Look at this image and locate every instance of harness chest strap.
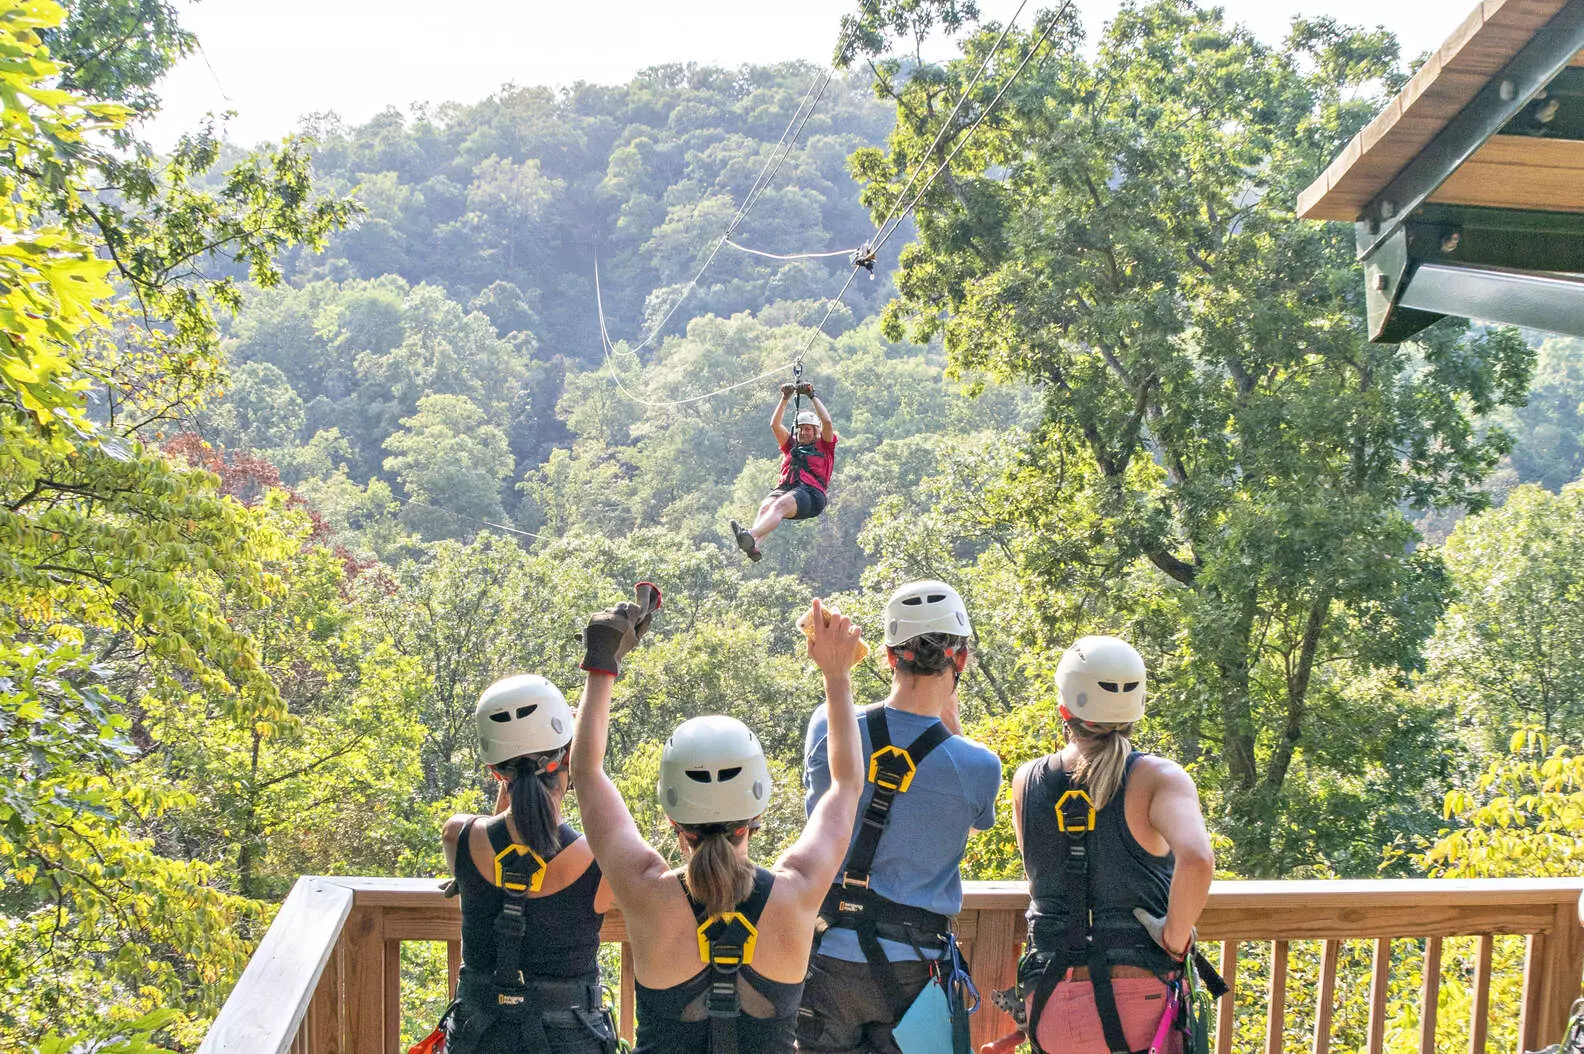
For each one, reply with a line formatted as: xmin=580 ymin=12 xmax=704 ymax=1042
xmin=691 ymin=868 xmax=774 ymax=1054
xmin=446 ymin=818 xmax=558 ymax=1054
xmin=1023 ymin=777 xmax=1143 ymax=1054
xmin=820 ymin=707 xmax=954 ymax=1018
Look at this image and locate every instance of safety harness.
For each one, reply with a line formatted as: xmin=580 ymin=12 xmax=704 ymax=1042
xmin=686 ymin=867 xmax=774 ymax=1054
xmin=1020 ymin=788 xmax=1225 ymax=1054
xmin=441 ymin=819 xmax=616 ymax=1054
xmin=817 ymin=706 xmax=955 ymax=1017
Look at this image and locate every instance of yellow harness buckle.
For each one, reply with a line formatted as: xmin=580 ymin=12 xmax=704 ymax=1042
xmin=697 ymin=911 xmax=759 ymax=966
xmin=867 ymin=744 xmax=919 ymax=793
xmin=1055 ymin=789 xmax=1097 ymax=833
xmin=494 ymin=843 xmax=549 ymax=893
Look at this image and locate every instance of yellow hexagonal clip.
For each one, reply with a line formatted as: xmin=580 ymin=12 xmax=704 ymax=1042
xmin=494 ymin=843 xmax=548 ymax=893
xmin=697 ymin=912 xmax=758 ymax=965
xmin=1055 ymin=789 xmax=1096 ymax=833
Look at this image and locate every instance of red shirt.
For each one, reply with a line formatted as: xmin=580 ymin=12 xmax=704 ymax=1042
xmin=779 ymin=434 xmax=837 ymax=491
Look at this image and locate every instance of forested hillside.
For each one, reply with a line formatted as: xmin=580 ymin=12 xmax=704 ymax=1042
xmin=3 ymin=0 xmax=1583 ymax=1050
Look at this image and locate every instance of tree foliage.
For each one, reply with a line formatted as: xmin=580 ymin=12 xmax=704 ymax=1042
xmin=846 ymin=0 xmax=1532 ymax=873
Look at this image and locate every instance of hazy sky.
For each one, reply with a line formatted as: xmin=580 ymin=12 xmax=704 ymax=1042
xmin=146 ymin=0 xmax=1468 ymax=148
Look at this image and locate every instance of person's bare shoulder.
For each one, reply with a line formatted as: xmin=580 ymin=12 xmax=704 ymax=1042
xmin=1132 ymin=752 xmax=1194 ymax=791
xmin=442 ymin=813 xmax=480 ymax=845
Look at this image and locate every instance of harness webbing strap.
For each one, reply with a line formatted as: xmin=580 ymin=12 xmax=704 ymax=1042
xmin=687 ymin=868 xmax=775 ymax=1054
xmin=447 ymin=817 xmax=555 ymax=1054
xmin=841 ymin=707 xmax=950 ymax=889
xmin=1022 ymin=773 xmax=1139 ymax=1054
xmin=821 ymin=706 xmax=954 ymax=1018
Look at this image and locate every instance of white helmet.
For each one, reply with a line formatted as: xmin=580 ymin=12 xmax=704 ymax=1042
xmin=658 ymin=716 xmax=772 ymax=824
xmin=1056 ymin=636 xmax=1146 ymax=724
xmin=795 ymin=410 xmax=819 ymax=429
xmin=883 ymin=580 xmax=971 ymax=647
xmin=475 ymin=674 xmax=574 ymax=766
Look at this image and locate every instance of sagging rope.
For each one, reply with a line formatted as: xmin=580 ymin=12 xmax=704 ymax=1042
xmin=613 ymin=68 xmax=834 ymax=359
xmin=597 ymin=4 xmax=1069 ymax=406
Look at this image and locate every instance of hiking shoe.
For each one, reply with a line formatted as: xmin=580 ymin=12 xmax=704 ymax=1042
xmin=730 ymin=520 xmax=762 ymax=562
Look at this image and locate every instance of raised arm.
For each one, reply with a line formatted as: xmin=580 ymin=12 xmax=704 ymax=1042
xmin=776 ymin=599 xmax=864 ymax=905
xmin=1142 ymin=762 xmax=1214 ymax=958
xmin=771 ymin=384 xmax=792 ymax=446
xmin=571 ymin=672 xmax=667 ymax=892
xmin=570 ymin=587 xmax=670 ymax=903
xmin=810 ymin=394 xmax=835 ymax=443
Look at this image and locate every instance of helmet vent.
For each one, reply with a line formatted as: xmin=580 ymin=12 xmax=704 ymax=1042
xmin=1123 ymin=681 xmax=1139 ymax=692
xmin=717 ymin=766 xmax=742 ymax=781
xmin=515 ymin=704 xmax=538 ymax=718
xmin=1099 ymin=681 xmax=1120 ymax=692
xmin=685 ymin=769 xmax=712 ymax=783
xmin=927 ymin=593 xmax=946 ymax=602
xmin=902 ymin=596 xmax=923 ymax=606
xmin=488 ymin=711 xmax=512 ymax=723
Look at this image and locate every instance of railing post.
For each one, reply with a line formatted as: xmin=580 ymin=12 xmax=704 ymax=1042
xmin=965 ymin=905 xmax=1019 ymax=1049
xmin=307 ymin=937 xmax=346 ymax=1054
xmin=342 ymin=906 xmax=385 ymax=1054
xmin=1520 ymin=898 xmax=1584 ymax=1050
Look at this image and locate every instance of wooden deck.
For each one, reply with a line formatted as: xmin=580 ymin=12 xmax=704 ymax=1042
xmin=198 ymin=876 xmax=1584 ymax=1054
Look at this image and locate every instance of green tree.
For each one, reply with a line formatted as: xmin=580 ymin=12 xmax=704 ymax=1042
xmin=1498 ymin=336 xmax=1584 ymax=492
xmin=1424 ymin=479 xmax=1584 ymax=749
xmin=846 ymin=0 xmax=1530 ymax=873
xmin=383 ymin=394 xmax=514 ymax=536
xmin=0 ymin=0 xmax=353 ymax=1043
xmin=204 ymin=360 xmax=306 ymax=453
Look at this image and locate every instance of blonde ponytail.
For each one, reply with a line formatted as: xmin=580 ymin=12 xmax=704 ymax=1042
xmin=1069 ymin=723 xmax=1134 ymax=811
xmin=683 ymin=828 xmax=756 ymax=918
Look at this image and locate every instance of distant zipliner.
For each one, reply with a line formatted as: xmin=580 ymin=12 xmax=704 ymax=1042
xmin=730 ymin=379 xmax=837 ymax=562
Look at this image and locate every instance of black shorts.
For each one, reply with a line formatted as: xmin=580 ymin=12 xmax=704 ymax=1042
xmin=796 ymin=953 xmax=933 ymax=1054
xmin=767 ymin=482 xmax=828 ymax=519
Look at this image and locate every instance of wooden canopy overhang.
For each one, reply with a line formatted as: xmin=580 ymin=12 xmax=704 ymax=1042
xmin=1298 ymin=0 xmax=1584 ymax=342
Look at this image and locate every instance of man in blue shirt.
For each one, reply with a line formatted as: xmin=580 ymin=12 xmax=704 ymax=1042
xmin=799 ymin=580 xmax=1002 ymax=1054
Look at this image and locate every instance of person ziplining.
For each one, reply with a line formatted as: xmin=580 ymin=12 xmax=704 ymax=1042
xmin=730 ymin=380 xmax=837 ymax=562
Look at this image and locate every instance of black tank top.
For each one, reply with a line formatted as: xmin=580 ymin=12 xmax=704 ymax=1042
xmin=633 ymin=867 xmax=803 ymax=1054
xmin=1020 ymin=752 xmax=1176 ymax=973
xmin=454 ymin=815 xmax=605 ymax=986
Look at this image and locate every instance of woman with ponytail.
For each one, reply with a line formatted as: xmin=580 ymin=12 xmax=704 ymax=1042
xmin=1010 ymin=637 xmax=1214 ymax=1054
xmin=436 ymin=674 xmax=618 ymax=1054
xmin=571 ymin=585 xmax=865 ymax=1053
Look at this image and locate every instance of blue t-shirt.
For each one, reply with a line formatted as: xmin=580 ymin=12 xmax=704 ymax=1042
xmin=804 ymin=703 xmax=1002 ymax=962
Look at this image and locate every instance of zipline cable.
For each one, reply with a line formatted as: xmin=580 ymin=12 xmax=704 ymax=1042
xmin=722 ymin=238 xmax=861 ymax=261
xmin=869 ymin=1 xmax=1070 ymax=259
xmin=790 ymin=1 xmax=1069 ymax=374
xmin=596 ymin=258 xmax=798 ymax=409
xmin=725 ymin=0 xmax=1038 ymax=272
xmin=619 ymin=68 xmax=833 ymax=357
xmin=398 ymin=497 xmax=544 ymax=540
xmin=597 ymin=10 xmax=1066 ymax=406
xmin=867 ymin=0 xmax=1036 ymax=251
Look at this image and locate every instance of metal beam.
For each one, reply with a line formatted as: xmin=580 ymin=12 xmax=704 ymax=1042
xmin=1355 ymin=0 xmax=1584 ymax=262
xmin=1398 ymin=263 xmax=1584 ymax=338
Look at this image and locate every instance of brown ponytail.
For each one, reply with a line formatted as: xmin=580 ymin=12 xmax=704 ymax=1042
xmin=680 ymin=825 xmax=756 ymax=918
xmin=1067 ymin=720 xmax=1134 ymax=811
xmin=498 ymin=748 xmax=567 ymax=859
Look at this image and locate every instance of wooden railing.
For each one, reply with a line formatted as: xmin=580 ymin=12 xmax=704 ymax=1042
xmin=199 ymin=877 xmax=1584 ymax=1054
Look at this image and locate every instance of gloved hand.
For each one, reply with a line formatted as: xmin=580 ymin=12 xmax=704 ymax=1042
xmin=580 ymin=582 xmax=662 ymax=678
xmin=1133 ymin=907 xmax=1192 ymax=961
xmin=779 ymin=382 xmax=795 ymax=397
xmin=796 ymin=382 xmax=815 ymax=396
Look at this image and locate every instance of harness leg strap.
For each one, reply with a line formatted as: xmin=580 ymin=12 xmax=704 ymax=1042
xmin=1087 ymin=949 xmax=1141 ymax=1054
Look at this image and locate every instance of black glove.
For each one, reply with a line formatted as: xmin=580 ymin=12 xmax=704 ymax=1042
xmin=796 ymin=382 xmax=815 ymax=396
xmin=580 ymin=582 xmax=662 ymax=677
xmin=779 ymin=382 xmax=795 ymax=397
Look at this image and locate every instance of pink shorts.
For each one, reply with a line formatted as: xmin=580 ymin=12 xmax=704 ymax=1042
xmin=1026 ymin=976 xmax=1183 ymax=1054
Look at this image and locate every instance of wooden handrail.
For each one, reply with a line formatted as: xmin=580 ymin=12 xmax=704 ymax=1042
xmin=203 ymin=877 xmax=1584 ymax=1054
